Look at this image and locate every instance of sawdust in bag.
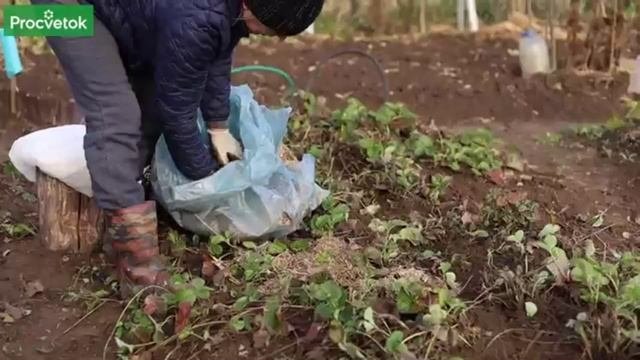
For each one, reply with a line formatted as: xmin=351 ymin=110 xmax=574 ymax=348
xmin=151 ymin=85 xmax=329 ymax=239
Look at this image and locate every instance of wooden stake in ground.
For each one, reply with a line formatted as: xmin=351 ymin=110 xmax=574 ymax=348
xmin=419 ymin=0 xmax=427 ymax=34
xmin=37 ymin=169 xmax=103 ymax=253
xmin=610 ymin=0 xmax=619 ymax=73
xmin=566 ymin=0 xmax=583 ymax=70
xmin=8 ymin=0 xmax=17 ymax=115
xmin=10 ymin=78 xmax=16 ymax=114
xmin=545 ymin=0 xmax=550 ymax=40
xmin=550 ymin=0 xmax=557 ymax=71
xmin=544 ymin=0 xmax=557 ymax=71
xmin=457 ymin=0 xmax=465 ymax=31
xmin=527 ymin=0 xmax=534 ymax=26
xmin=369 ymin=0 xmax=384 ymax=35
xmin=585 ymin=0 xmax=607 ymax=70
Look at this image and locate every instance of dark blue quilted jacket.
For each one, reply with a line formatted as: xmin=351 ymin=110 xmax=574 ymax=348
xmin=82 ymin=0 xmax=249 ymax=179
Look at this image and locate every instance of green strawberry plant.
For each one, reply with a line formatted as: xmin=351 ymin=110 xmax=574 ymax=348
xmin=535 ymin=224 xmax=570 ymax=283
xmin=306 ymin=280 xmax=360 ymax=346
xmin=503 ymin=229 xmax=529 ymax=255
xmin=208 ymin=232 xmax=233 ymax=257
xmin=570 ymin=258 xmax=615 ymax=304
xmin=385 ymin=330 xmax=408 ymax=355
xmin=435 ymin=129 xmax=502 ymax=175
xmin=408 ymin=132 xmax=437 ymax=158
xmin=235 ymin=251 xmax=274 ymax=283
xmin=331 ymin=98 xmax=368 ymax=140
xmin=392 ymin=278 xmax=425 ymax=314
xmin=262 ymin=296 xmax=283 ymax=333
xmin=566 ymin=251 xmax=640 ymax=356
xmin=310 ymin=196 xmax=350 ymax=235
xmin=358 ymin=137 xmax=386 ymax=163
xmin=369 ymin=102 xmax=416 ymax=137
xmin=233 ymin=287 xmax=261 ymax=311
xmin=428 ymin=174 xmax=451 ymax=202
xmin=368 ymin=218 xmax=424 ymax=264
xmin=0 ymin=221 xmax=35 ymax=238
xmin=308 ymin=144 xmax=325 ymax=159
xmin=163 ymin=275 xmax=211 ymax=307
xmin=167 ymin=230 xmax=187 ymax=257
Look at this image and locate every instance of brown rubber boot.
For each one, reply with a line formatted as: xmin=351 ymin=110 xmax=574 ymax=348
xmin=103 ymin=201 xmax=170 ymax=299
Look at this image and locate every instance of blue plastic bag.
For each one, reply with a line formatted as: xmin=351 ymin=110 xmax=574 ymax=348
xmin=151 ymin=85 xmax=329 ymax=239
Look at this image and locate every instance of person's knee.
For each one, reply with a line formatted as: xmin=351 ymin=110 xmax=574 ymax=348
xmin=82 ymin=90 xmax=143 ymax=178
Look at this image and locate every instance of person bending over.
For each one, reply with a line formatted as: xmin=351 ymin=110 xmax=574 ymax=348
xmin=32 ymin=0 xmax=324 ymax=297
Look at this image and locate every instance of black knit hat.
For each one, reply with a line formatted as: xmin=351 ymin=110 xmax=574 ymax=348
xmin=245 ymin=0 xmax=325 ymax=36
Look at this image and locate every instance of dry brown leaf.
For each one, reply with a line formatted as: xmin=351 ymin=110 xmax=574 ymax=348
xmin=174 ymin=302 xmax=191 ymax=334
xmin=201 ymin=258 xmax=217 ymax=279
xmin=487 ymin=169 xmax=507 ymax=186
xmin=303 ymin=322 xmax=323 ymax=342
xmin=143 ymin=295 xmax=165 ymax=316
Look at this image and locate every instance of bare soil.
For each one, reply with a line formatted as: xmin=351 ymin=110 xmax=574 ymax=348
xmin=1 ymin=33 xmax=638 ymax=360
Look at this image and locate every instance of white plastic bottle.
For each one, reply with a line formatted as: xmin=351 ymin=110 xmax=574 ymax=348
xmin=519 ymin=29 xmax=550 ymax=79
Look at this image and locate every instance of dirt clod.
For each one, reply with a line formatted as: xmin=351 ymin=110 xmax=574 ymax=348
xmin=23 ymin=279 xmax=44 ymax=298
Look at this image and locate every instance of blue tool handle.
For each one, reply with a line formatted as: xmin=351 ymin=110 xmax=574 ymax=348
xmin=0 ymin=29 xmax=24 ymax=78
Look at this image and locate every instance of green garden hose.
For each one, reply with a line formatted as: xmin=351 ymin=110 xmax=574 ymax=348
xmin=231 ymin=65 xmax=297 ymax=95
xmin=305 ymin=49 xmax=389 ymax=102
xmin=231 ymin=53 xmax=389 ymax=104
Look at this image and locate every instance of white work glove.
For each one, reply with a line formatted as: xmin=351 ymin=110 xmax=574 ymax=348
xmin=208 ymin=128 xmax=243 ymax=165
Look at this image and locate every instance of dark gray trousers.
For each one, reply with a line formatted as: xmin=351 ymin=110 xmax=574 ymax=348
xmin=44 ymin=15 xmax=161 ymax=210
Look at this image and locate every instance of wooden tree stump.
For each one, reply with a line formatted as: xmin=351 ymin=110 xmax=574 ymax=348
xmin=36 ymin=169 xmax=103 ymax=253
